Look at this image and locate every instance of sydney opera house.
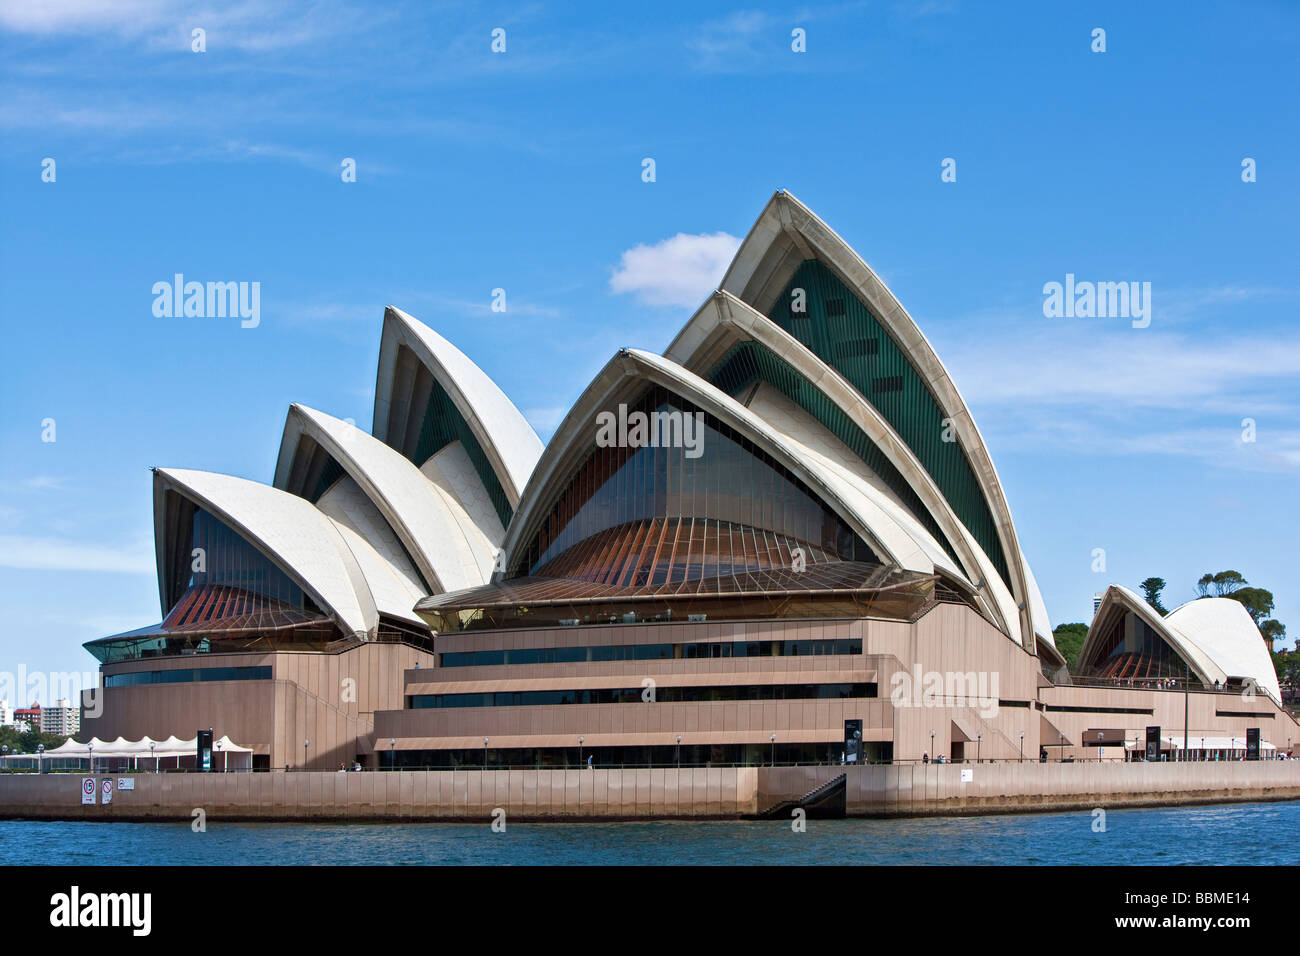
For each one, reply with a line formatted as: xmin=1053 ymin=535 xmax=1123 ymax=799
xmin=80 ymin=191 xmax=1297 ymax=770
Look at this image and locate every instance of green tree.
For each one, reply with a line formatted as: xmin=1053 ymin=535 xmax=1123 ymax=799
xmin=1195 ymin=570 xmax=1286 ymax=655
xmin=1260 ymin=619 xmax=1286 ymax=651
xmin=1052 ymin=622 xmax=1089 ymax=672
xmin=1230 ymin=586 xmax=1275 ymax=626
xmin=0 ymin=725 xmax=68 ymax=755
xmin=1210 ymin=570 xmax=1247 ymax=596
xmin=1139 ymin=577 xmax=1168 ymax=615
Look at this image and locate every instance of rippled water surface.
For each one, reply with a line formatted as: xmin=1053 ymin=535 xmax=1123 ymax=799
xmin=3 ymin=801 xmax=1299 ymax=865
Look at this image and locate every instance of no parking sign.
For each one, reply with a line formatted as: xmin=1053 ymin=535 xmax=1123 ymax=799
xmin=81 ymin=777 xmax=96 ymax=805
xmin=101 ymin=778 xmax=113 ymax=805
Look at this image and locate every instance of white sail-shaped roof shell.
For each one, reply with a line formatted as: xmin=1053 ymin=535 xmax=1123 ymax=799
xmin=372 ymin=305 xmax=542 ymax=509
xmin=665 ymin=290 xmax=1026 ymax=643
xmin=705 ymin=190 xmax=1037 ymax=647
xmin=153 ymin=467 xmax=378 ymax=637
xmin=501 ymin=347 xmax=982 ymax=585
xmin=1165 ymin=597 xmax=1282 ymax=705
xmin=1084 ymin=586 xmax=1282 ymax=705
xmin=274 ymin=404 xmax=498 ymax=594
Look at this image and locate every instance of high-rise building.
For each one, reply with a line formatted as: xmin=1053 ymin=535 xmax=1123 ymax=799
xmin=39 ymin=698 xmax=80 ymax=737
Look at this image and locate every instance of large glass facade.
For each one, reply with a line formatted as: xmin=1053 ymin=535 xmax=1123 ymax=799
xmin=409 ymin=682 xmax=877 ymax=709
xmin=439 ymin=637 xmax=862 ymax=667
xmin=512 ymin=386 xmax=876 ymax=581
xmin=706 ymin=339 xmax=962 ymax=569
xmin=389 ymin=345 xmax=513 ymax=528
xmin=105 ymin=666 xmax=272 ymax=687
xmin=385 ymin=740 xmax=892 ymax=770
xmin=1078 ymin=612 xmax=1196 ymax=683
xmin=163 ymin=501 xmax=308 ymax=614
xmin=766 ymin=259 xmax=1011 ymax=590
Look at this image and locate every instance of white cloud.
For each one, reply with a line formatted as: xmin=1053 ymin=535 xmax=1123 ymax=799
xmin=0 ymin=0 xmax=373 ymax=52
xmin=939 ymin=324 xmax=1300 ymax=413
xmin=609 ymin=232 xmax=740 ymax=308
xmin=0 ymin=0 xmax=172 ymax=35
xmin=0 ymin=535 xmax=154 ymax=574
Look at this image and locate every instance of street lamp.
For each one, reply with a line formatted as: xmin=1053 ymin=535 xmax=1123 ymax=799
xmin=976 ymin=732 xmax=982 ymax=763
xmin=578 ymin=735 xmax=584 ymax=769
xmin=770 ymin=733 xmax=776 ymax=766
xmin=36 ymin=743 xmax=44 ymax=775
xmin=150 ymin=741 xmax=157 ymax=773
xmin=930 ymin=730 xmax=935 ymax=762
xmin=389 ymin=737 xmax=396 ymax=771
xmin=303 ymin=738 xmax=310 ymax=770
xmin=483 ymin=736 xmax=489 ymax=768
xmin=1019 ymin=732 xmax=1024 ymax=763
xmin=215 ymin=739 xmax=223 ymax=773
xmin=676 ymin=735 xmax=682 ymax=769
xmin=1 ymin=744 xmax=8 ymax=772
xmin=88 ymin=742 xmax=94 ymax=775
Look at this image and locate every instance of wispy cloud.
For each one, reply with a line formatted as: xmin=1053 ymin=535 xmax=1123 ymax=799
xmin=941 ymin=322 xmax=1300 ymax=414
xmin=930 ymin=307 xmax=1300 ymax=472
xmin=0 ymin=535 xmax=154 ymax=574
xmin=0 ymin=0 xmax=380 ymax=53
xmin=609 ymin=231 xmax=740 ymax=308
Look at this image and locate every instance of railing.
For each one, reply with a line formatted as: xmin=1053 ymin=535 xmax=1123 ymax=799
xmin=3 ymin=754 xmax=1295 ymax=775
xmin=1064 ymin=675 xmax=1245 ymax=694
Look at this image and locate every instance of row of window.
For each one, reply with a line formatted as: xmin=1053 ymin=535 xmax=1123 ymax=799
xmin=383 ymin=741 xmax=893 ymax=769
xmin=439 ymin=637 xmax=862 ymax=668
xmin=408 ymin=682 xmax=878 ymax=709
xmin=105 ymin=666 xmax=272 ymax=687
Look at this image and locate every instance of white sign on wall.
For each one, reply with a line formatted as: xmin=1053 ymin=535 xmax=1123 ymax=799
xmin=960 ymin=768 xmax=973 ymax=782
xmin=101 ymin=778 xmax=113 ymax=805
xmin=81 ymin=777 xmax=96 ymax=805
xmin=117 ymin=777 xmax=135 ymax=791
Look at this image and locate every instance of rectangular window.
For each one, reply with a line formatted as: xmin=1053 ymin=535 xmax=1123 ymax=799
xmin=871 ymin=376 xmax=904 ymax=393
xmin=838 ymin=338 xmax=878 ymax=358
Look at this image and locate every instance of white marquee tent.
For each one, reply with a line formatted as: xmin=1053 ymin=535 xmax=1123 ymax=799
xmin=2 ymin=734 xmax=253 ymax=771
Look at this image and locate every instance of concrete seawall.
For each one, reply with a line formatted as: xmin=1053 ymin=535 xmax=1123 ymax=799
xmin=0 ymin=768 xmax=759 ymax=822
xmin=1 ymin=762 xmax=1298 ymax=822
xmin=765 ymin=761 xmax=1300 ymax=817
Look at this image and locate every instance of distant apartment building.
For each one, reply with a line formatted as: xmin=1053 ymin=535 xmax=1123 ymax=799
xmin=0 ymin=699 xmax=13 ymax=727
xmin=40 ymin=699 xmax=80 ymax=737
xmin=1093 ymin=593 xmax=1104 ymax=618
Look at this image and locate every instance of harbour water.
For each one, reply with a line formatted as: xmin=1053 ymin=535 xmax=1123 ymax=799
xmin=2 ymin=800 xmax=1298 ymax=865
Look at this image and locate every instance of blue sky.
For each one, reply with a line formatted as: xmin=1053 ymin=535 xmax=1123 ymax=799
xmin=1 ymin=0 xmax=1298 ymax=698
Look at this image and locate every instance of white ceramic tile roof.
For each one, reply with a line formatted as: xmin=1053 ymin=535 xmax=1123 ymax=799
xmin=315 ymin=476 xmax=425 ymax=594
xmin=1165 ymin=597 xmax=1282 ymax=704
xmin=373 ymin=306 xmax=543 ymax=505
xmin=1087 ymin=585 xmax=1226 ymax=689
xmin=1022 ymin=557 xmax=1054 ymax=645
xmin=275 ymin=404 xmax=496 ymax=594
xmin=328 ymin=520 xmax=425 ymax=625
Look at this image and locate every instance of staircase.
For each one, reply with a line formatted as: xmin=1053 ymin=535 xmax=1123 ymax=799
xmin=759 ymin=772 xmax=847 ymax=820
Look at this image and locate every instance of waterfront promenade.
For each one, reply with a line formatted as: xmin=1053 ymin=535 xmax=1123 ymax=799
xmin=2 ymin=761 xmax=1299 ymax=822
